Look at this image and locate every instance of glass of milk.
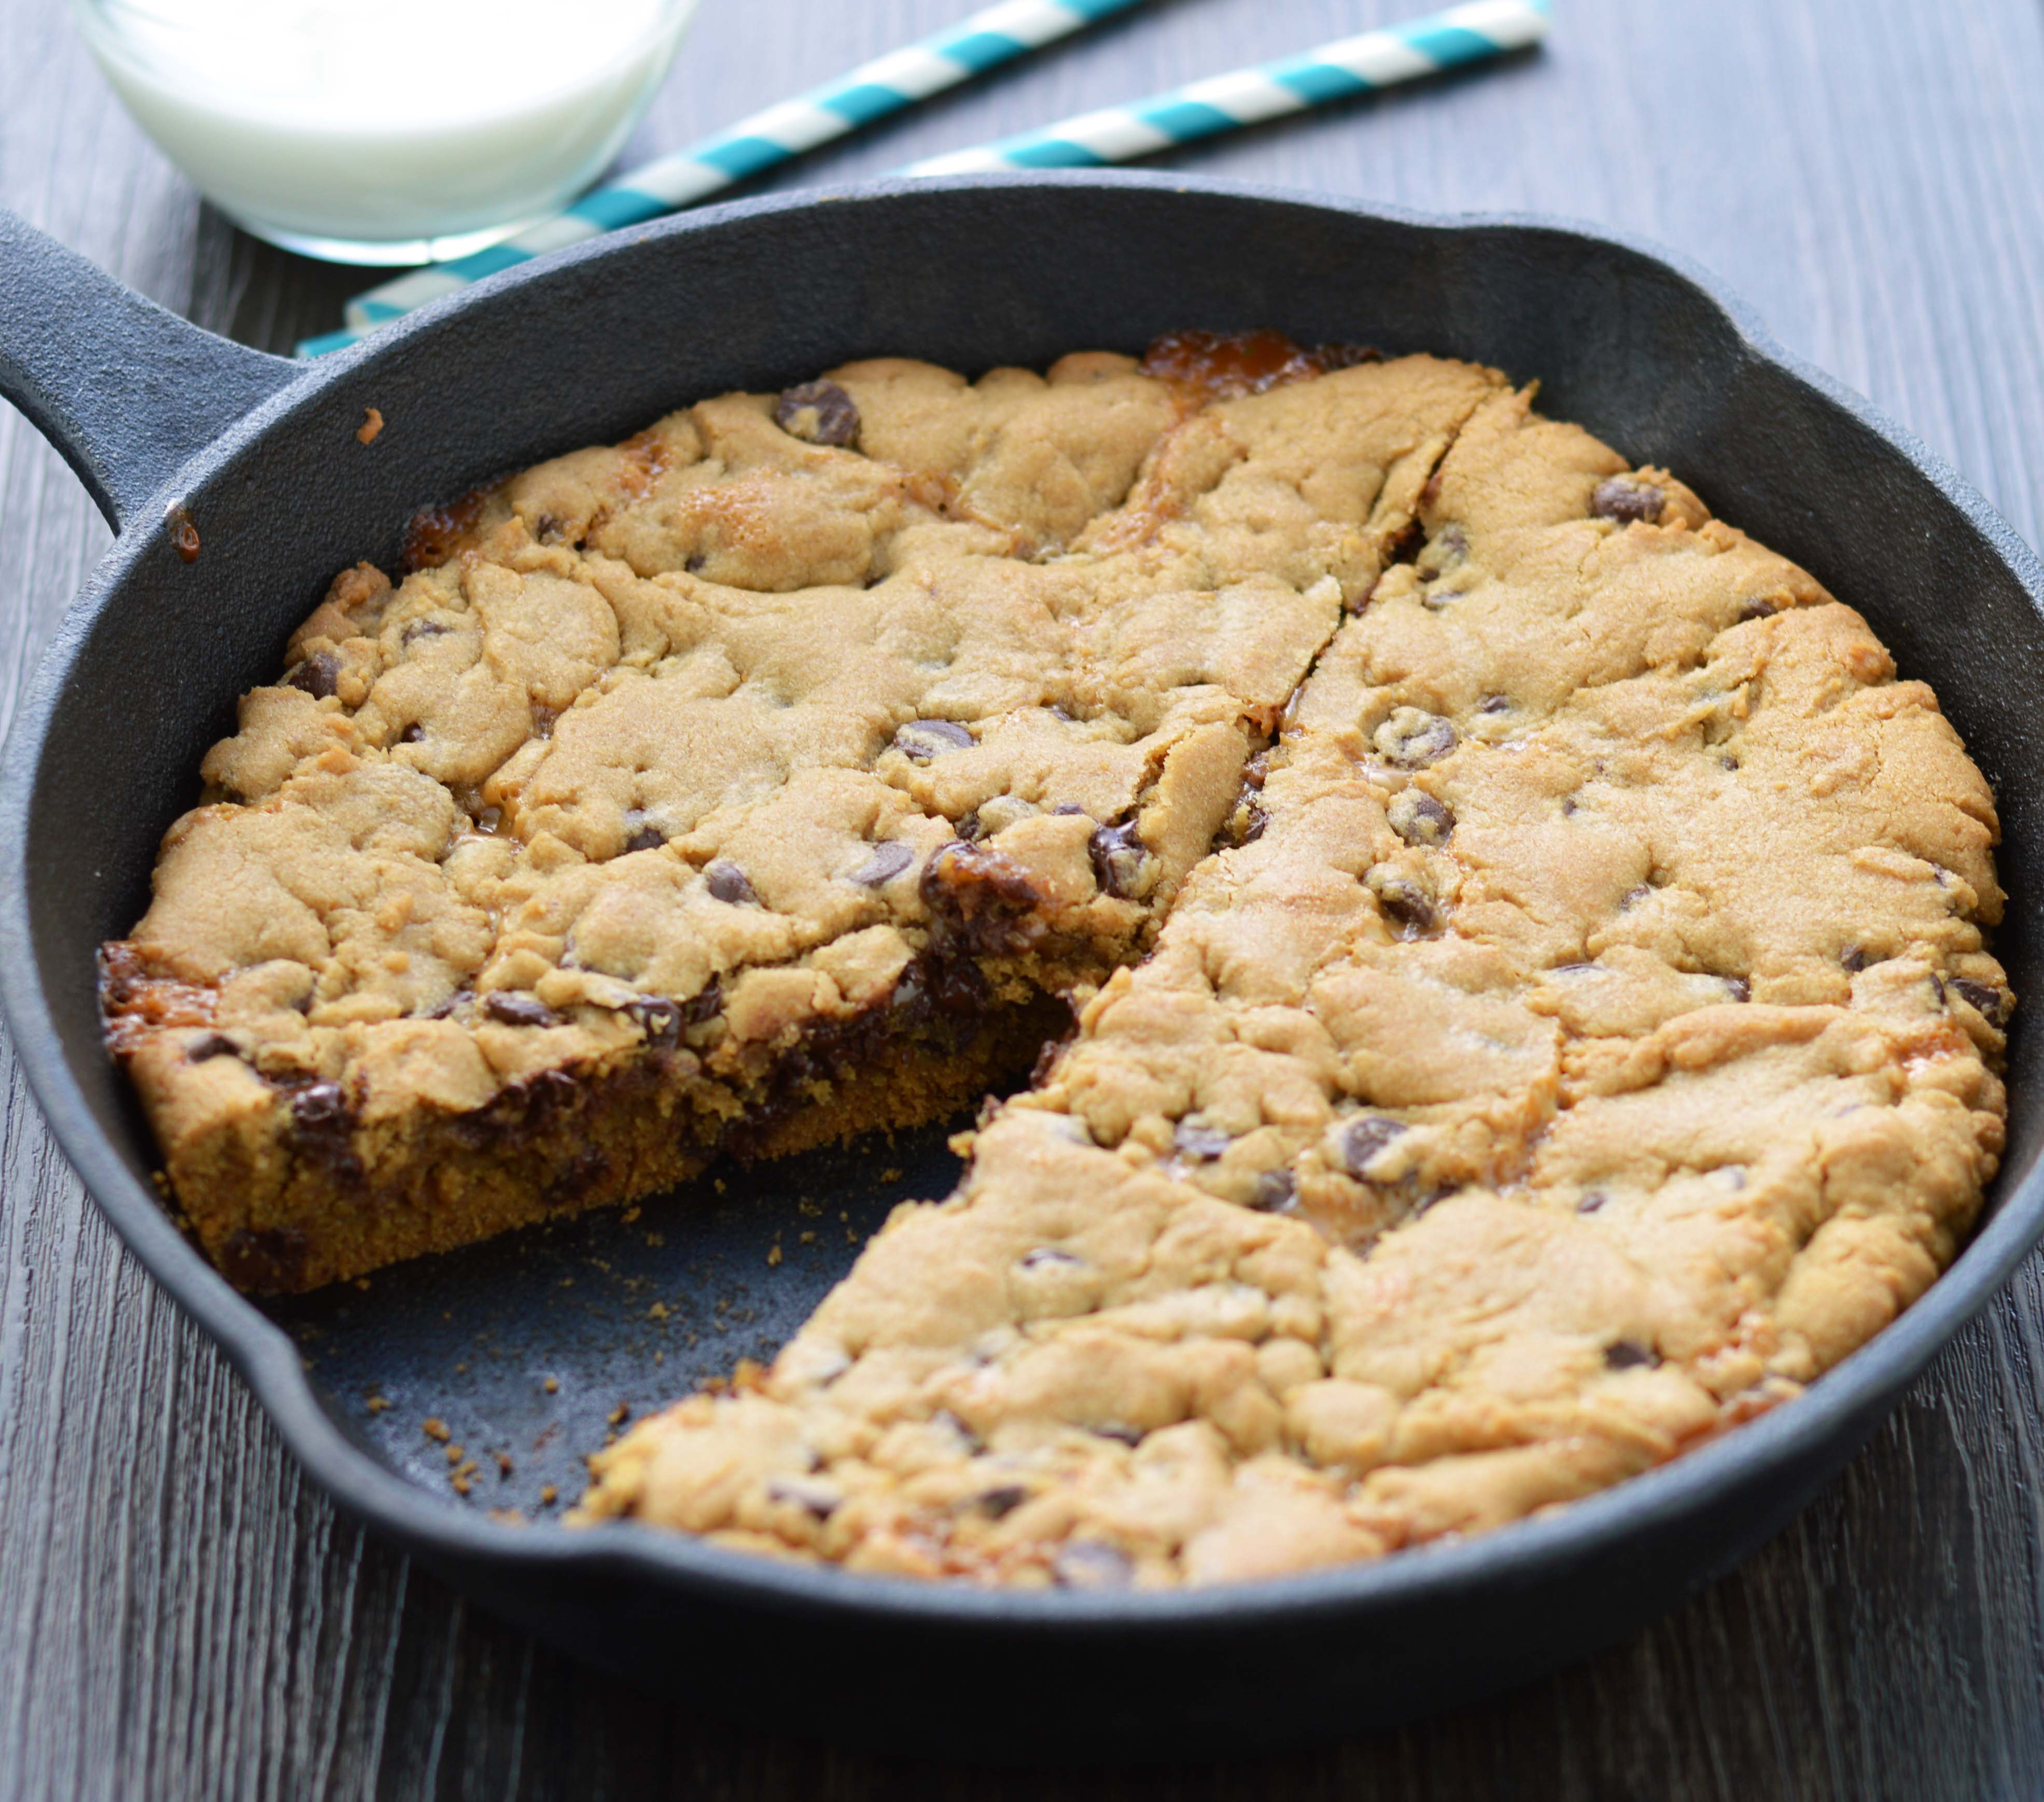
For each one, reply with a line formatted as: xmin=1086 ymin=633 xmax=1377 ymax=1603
xmin=68 ymin=0 xmax=701 ymax=263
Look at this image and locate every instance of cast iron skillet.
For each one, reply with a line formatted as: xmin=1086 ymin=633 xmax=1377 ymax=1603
xmin=3 ymin=174 xmax=2042 ymax=1759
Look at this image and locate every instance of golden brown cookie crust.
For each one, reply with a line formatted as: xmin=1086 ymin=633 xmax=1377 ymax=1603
xmin=103 ymin=339 xmax=2009 ymax=1586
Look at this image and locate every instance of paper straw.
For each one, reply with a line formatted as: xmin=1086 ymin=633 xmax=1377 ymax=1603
xmin=300 ymin=0 xmax=1547 ymax=356
xmin=321 ymin=0 xmax=1148 ymax=345
xmin=907 ymin=0 xmax=1547 ymax=174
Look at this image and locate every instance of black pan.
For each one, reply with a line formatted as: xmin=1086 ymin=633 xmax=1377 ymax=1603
xmin=3 ymin=174 xmax=2042 ymax=1760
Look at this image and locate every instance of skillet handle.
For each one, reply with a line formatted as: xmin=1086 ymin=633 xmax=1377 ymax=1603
xmin=0 ymin=211 xmax=302 ymax=532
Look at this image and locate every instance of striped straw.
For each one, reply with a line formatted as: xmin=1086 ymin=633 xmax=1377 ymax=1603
xmin=320 ymin=0 xmax=1147 ymax=345
xmin=908 ymin=0 xmax=1548 ymax=174
xmin=301 ymin=0 xmax=1547 ymax=357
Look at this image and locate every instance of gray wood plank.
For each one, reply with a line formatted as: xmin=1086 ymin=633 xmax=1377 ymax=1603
xmin=5 ymin=0 xmax=2044 ymax=1795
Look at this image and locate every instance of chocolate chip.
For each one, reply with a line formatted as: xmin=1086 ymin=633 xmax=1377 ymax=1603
xmin=1051 ymin=801 xmax=1090 ymax=816
xmin=893 ymin=718 xmax=974 ymax=762
xmin=1383 ymin=516 xmax=1425 ymax=565
xmin=1019 ymin=1246 xmax=1082 ymax=1270
xmin=920 ymin=841 xmax=1043 ymax=952
xmin=1604 ymin=1338 xmax=1659 ymax=1370
xmin=1173 ymin=1121 xmax=1232 ymax=1161
xmin=1577 ymin=1190 xmax=1609 ymax=1213
xmin=705 ymin=860 xmax=758 ymax=905
xmin=186 ymin=1033 xmax=240 ymax=1064
xmin=627 ymin=996 xmax=683 ymax=1050
xmin=402 ymin=619 xmax=450 ymax=644
xmin=1723 ymin=976 xmax=1752 ymax=1003
xmin=1373 ymin=707 xmax=1458 ymax=769
xmin=541 ymin=1146 xmax=608 ymax=1209
xmin=1388 ymin=790 xmax=1454 ymax=847
xmin=849 ymin=842 xmax=914 ymax=887
xmin=520 ymin=1068 xmax=581 ymax=1134
xmin=1478 ymin=693 xmax=1511 ymax=715
xmin=287 ymin=652 xmax=340 ymax=700
xmin=291 ymin=1080 xmax=349 ymax=1129
xmin=1738 ymin=596 xmax=1780 ymax=621
xmin=622 ymin=809 xmax=666 ymax=853
xmin=1339 ymin=1115 xmax=1406 ymax=1179
xmin=1620 ymin=884 xmax=1651 ymax=910
xmin=684 ymin=979 xmax=723 ymax=1026
xmin=484 ymin=992 xmax=560 ymax=1028
xmin=1841 ymin=946 xmax=1868 ymax=974
xmin=1054 ymin=1541 xmax=1134 ymax=1588
xmin=1252 ymin=1170 xmax=1298 ymax=1213
xmin=1313 ymin=341 xmax=1382 ymax=371
xmin=774 ymin=380 xmax=860 ymax=448
xmin=1590 ymin=476 xmax=1667 ymax=524
xmin=427 ymin=989 xmax=474 ymax=1019
xmin=399 ymin=723 xmax=425 ymax=744
xmin=219 ymin=1226 xmax=309 ymax=1292
xmin=287 ymin=1081 xmax=360 ymax=1181
xmin=1091 ymin=1426 xmax=1143 ymax=1448
xmin=1088 ymin=819 xmax=1151 ymax=898
xmin=1367 ymin=867 xmax=1438 ymax=935
xmin=976 ymin=1484 xmax=1030 ymax=1520
xmin=1952 ymin=977 xmax=2011 ymax=1028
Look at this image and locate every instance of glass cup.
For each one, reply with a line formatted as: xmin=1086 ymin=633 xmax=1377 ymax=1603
xmin=67 ymin=0 xmax=701 ymax=263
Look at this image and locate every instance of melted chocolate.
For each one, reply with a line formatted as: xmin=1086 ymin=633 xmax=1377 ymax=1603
xmin=1140 ymin=329 xmax=1379 ymax=400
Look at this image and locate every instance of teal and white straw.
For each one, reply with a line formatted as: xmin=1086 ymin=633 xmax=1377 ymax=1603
xmin=302 ymin=0 xmax=1547 ymax=357
xmin=316 ymin=0 xmax=1146 ymax=348
xmin=908 ymin=0 xmax=1547 ymax=175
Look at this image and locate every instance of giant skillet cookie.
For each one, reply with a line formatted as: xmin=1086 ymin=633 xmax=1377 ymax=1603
xmin=100 ymin=333 xmax=2011 ymax=1587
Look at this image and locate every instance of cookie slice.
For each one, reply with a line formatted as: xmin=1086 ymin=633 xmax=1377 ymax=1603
xmin=102 ymin=347 xmax=1503 ymax=1291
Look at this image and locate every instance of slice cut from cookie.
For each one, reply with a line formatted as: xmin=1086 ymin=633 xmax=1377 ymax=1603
xmin=102 ymin=343 xmax=1504 ymax=1292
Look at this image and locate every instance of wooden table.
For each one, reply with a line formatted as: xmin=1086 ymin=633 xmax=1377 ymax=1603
xmin=6 ymin=1 xmax=2044 ymax=1794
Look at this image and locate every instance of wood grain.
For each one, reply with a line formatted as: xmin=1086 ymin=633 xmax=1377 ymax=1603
xmin=6 ymin=0 xmax=2044 ymax=1794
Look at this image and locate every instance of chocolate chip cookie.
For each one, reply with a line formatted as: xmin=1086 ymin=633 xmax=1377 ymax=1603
xmin=102 ymin=334 xmax=2010 ymax=1587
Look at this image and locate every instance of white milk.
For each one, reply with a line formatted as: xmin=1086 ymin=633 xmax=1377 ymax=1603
xmin=71 ymin=0 xmax=698 ymax=259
